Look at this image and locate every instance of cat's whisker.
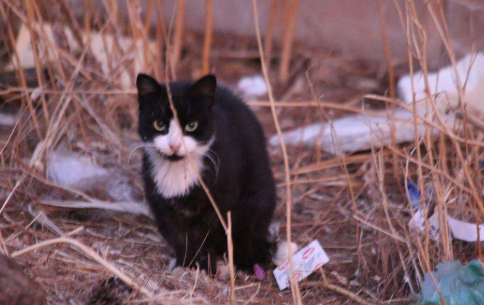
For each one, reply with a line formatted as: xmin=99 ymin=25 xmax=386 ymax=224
xmin=205 ymin=153 xmax=217 ymax=173
xmin=128 ymin=144 xmax=156 ymax=164
xmin=205 ymin=149 xmax=220 ymax=178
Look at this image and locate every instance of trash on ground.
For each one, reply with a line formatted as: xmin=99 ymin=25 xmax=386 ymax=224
xmin=48 ymin=146 xmax=135 ymax=203
xmin=406 ymin=180 xmax=484 ymax=242
xmin=269 ymin=108 xmax=448 ymax=155
xmin=237 ymin=75 xmax=268 ymax=97
xmin=39 ymin=199 xmax=150 ymax=217
xmin=446 ymin=217 xmax=484 ymax=242
xmin=398 ymin=52 xmax=484 ymax=117
xmin=414 ymin=260 xmax=484 ymax=305
xmin=273 ymin=240 xmax=329 ymax=290
xmin=0 ymin=112 xmax=19 ymax=127
xmin=272 ymin=241 xmax=298 ymax=266
xmin=49 ymin=148 xmax=108 ymax=190
xmin=406 ymin=180 xmax=440 ymax=241
xmin=408 ymin=209 xmax=440 ymax=241
xmin=7 ymin=23 xmax=158 ymax=88
xmin=270 ymin=53 xmax=484 ymax=155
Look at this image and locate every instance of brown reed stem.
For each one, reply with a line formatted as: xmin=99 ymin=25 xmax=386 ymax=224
xmin=226 ymin=212 xmax=236 ymax=305
xmin=264 ymin=0 xmax=279 ymax=62
xmin=171 ymin=0 xmax=186 ymax=73
xmin=377 ymin=0 xmax=402 ymax=194
xmin=0 ymin=3 xmax=42 ymax=140
xmin=251 ymin=0 xmax=302 ymax=303
xmin=279 ymin=0 xmax=299 ymax=83
xmin=303 ymin=281 xmax=375 ymax=305
xmin=202 ymin=0 xmax=213 ymax=75
xmin=24 ymin=0 xmax=50 ymax=126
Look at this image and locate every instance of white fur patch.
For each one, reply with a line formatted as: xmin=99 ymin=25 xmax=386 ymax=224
xmin=147 ymin=119 xmax=214 ymax=198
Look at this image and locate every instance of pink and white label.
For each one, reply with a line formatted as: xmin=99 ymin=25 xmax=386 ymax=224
xmin=273 ymin=240 xmax=330 ymax=290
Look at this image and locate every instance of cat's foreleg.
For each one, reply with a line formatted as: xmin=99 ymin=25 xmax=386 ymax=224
xmin=154 ymin=210 xmax=195 ymax=270
xmin=232 ymin=192 xmax=275 ymax=273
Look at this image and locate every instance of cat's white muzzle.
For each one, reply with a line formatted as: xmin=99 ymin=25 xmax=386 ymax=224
xmin=153 ymin=119 xmax=198 ymax=158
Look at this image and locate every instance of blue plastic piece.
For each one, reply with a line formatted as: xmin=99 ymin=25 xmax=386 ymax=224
xmin=406 ymin=180 xmax=423 ymax=209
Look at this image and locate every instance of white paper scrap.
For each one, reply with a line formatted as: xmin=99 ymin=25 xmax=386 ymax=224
xmin=273 ymin=240 xmax=329 ymax=290
xmin=409 ymin=210 xmax=484 ymax=242
xmin=237 ymin=75 xmax=267 ymax=97
xmin=397 ymin=52 xmax=484 ymax=105
xmin=408 ymin=210 xmax=440 ymax=241
xmin=447 ymin=217 xmax=484 ymax=242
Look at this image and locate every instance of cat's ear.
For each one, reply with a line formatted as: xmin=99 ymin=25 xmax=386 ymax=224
xmin=190 ymin=75 xmax=217 ymax=105
xmin=137 ymin=74 xmax=161 ymax=96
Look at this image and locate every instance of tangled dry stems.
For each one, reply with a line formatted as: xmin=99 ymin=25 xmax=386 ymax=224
xmin=0 ymin=0 xmax=482 ymax=304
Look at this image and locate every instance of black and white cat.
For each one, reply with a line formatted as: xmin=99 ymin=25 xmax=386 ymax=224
xmin=136 ymin=74 xmax=276 ymax=277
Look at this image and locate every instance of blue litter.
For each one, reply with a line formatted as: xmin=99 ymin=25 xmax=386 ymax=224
xmin=406 ymin=180 xmax=424 ymax=210
xmin=413 ymin=260 xmax=484 ymax=305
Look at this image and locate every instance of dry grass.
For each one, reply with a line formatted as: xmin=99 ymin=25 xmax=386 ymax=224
xmin=0 ymin=0 xmax=483 ymax=304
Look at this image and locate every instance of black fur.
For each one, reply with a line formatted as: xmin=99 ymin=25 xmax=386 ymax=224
xmin=137 ymin=74 xmax=276 ymax=274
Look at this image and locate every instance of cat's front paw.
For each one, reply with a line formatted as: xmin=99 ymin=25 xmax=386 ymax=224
xmin=167 ymin=258 xmax=181 ymax=273
xmin=216 ymin=261 xmax=231 ymax=280
xmin=272 ymin=241 xmax=298 ymax=266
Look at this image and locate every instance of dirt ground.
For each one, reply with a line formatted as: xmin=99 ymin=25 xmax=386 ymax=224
xmin=1 ymin=8 xmax=480 ymax=304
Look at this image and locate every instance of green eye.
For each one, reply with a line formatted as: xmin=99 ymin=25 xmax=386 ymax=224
xmin=153 ymin=120 xmax=167 ymax=132
xmin=185 ymin=121 xmax=198 ymax=132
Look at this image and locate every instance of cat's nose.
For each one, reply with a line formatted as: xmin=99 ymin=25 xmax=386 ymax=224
xmin=169 ymin=143 xmax=181 ymax=154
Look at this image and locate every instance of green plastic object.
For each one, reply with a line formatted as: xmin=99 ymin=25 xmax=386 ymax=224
xmin=414 ymin=260 xmax=484 ymax=305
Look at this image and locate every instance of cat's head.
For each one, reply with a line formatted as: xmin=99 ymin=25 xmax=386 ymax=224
xmin=136 ymin=74 xmax=217 ymax=162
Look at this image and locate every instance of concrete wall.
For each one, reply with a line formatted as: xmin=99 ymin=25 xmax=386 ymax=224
xmin=78 ymin=0 xmax=483 ymax=69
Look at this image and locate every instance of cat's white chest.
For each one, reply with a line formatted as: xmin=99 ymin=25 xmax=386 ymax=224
xmin=148 ymin=151 xmax=204 ymax=198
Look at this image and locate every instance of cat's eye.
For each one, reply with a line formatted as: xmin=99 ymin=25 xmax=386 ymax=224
xmin=153 ymin=120 xmax=167 ymax=132
xmin=185 ymin=121 xmax=198 ymax=132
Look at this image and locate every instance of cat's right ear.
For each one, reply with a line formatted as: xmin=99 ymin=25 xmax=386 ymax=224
xmin=189 ymin=75 xmax=217 ymax=106
xmin=137 ymin=74 xmax=161 ymax=96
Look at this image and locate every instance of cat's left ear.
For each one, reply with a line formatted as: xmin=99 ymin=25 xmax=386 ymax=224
xmin=190 ymin=75 xmax=217 ymax=106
